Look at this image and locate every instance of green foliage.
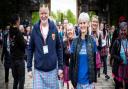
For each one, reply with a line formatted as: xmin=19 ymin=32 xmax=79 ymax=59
xmin=89 ymin=11 xmax=96 ymax=21
xmin=32 ymin=12 xmax=39 ymax=25
xmin=51 ymin=11 xmax=57 ymax=20
xmin=56 ymin=10 xmax=63 ymax=22
xmin=66 ymin=9 xmax=76 ymax=24
xmin=51 ymin=9 xmax=76 ymax=24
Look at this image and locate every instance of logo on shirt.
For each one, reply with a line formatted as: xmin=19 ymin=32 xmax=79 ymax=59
xmin=52 ymin=33 xmax=55 ymax=40
xmin=79 ymin=45 xmax=87 ymax=54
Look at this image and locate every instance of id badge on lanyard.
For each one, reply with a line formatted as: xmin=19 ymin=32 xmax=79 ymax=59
xmin=42 ymin=35 xmax=48 ymax=54
xmin=40 ymin=23 xmax=49 ymax=54
xmin=43 ymin=45 xmax=48 ymax=54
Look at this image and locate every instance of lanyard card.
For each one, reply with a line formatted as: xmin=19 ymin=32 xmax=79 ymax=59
xmin=43 ymin=45 xmax=48 ymax=54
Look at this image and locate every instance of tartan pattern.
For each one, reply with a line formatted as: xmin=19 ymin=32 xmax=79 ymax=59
xmin=63 ymin=65 xmax=69 ymax=83
xmin=96 ymin=51 xmax=101 ymax=68
xmin=33 ymin=69 xmax=59 ymax=89
xmin=100 ymin=46 xmax=108 ymax=57
xmin=77 ymin=83 xmax=95 ymax=89
xmin=118 ymin=65 xmax=128 ymax=82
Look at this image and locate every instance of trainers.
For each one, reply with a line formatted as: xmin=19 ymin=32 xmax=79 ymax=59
xmin=105 ymin=75 xmax=110 ymax=79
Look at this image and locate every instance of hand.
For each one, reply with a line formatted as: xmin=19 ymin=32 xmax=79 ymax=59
xmin=58 ymin=69 xmax=63 ymax=79
xmin=69 ymin=81 xmax=74 ymax=89
xmin=92 ymin=82 xmax=96 ymax=89
xmin=28 ymin=71 xmax=32 ymax=78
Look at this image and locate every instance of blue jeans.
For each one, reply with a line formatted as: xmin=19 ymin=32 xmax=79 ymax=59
xmin=77 ymin=83 xmax=95 ymax=89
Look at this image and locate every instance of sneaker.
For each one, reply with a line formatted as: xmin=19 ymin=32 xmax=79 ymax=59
xmin=105 ymin=75 xmax=110 ymax=80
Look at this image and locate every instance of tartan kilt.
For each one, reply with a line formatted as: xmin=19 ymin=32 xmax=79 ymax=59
xmin=118 ymin=64 xmax=128 ymax=82
xmin=33 ymin=69 xmax=59 ymax=89
xmin=100 ymin=46 xmax=108 ymax=57
xmin=63 ymin=65 xmax=69 ymax=82
xmin=96 ymin=51 xmax=101 ymax=68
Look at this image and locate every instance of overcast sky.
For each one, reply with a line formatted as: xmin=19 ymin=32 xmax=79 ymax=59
xmin=51 ymin=0 xmax=76 ymax=16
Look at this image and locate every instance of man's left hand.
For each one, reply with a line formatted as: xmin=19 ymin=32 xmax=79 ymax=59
xmin=58 ymin=69 xmax=63 ymax=79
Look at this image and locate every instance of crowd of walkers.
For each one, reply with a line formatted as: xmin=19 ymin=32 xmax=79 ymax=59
xmin=0 ymin=3 xmax=128 ymax=89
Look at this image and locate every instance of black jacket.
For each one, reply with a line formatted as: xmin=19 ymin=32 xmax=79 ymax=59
xmin=69 ymin=35 xmax=97 ymax=88
xmin=9 ymin=26 xmax=26 ymax=60
xmin=111 ymin=39 xmax=124 ymax=77
xmin=63 ymin=39 xmax=72 ymax=66
xmin=1 ymin=32 xmax=11 ymax=67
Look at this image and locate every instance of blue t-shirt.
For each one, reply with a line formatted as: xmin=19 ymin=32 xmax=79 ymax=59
xmin=120 ymin=39 xmax=128 ymax=64
xmin=78 ymin=40 xmax=89 ymax=84
xmin=70 ymin=38 xmax=97 ymax=84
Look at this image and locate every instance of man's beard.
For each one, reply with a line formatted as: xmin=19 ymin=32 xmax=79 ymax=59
xmin=41 ymin=20 xmax=47 ymax=24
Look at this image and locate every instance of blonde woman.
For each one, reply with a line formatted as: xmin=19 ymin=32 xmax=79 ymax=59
xmin=91 ymin=15 xmax=102 ymax=78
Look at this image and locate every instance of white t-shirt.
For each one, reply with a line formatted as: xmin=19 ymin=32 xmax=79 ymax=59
xmin=101 ymin=31 xmax=107 ymax=47
xmin=41 ymin=25 xmax=49 ymax=41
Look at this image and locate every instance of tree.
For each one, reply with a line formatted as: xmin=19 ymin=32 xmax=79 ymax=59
xmin=0 ymin=0 xmax=31 ymax=28
xmin=32 ymin=12 xmax=39 ymax=25
xmin=65 ymin=9 xmax=76 ymax=24
xmin=51 ymin=11 xmax=57 ymax=20
xmin=89 ymin=11 xmax=96 ymax=21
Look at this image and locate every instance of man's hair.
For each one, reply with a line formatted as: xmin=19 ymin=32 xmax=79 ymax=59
xmin=10 ymin=14 xmax=20 ymax=25
xmin=40 ymin=3 xmax=48 ymax=8
xmin=39 ymin=3 xmax=49 ymax=13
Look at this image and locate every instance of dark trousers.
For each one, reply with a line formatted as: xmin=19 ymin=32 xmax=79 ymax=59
xmin=101 ymin=55 xmax=107 ymax=75
xmin=12 ymin=60 xmax=25 ymax=89
xmin=4 ymin=66 xmax=10 ymax=83
xmin=114 ymin=78 xmax=123 ymax=89
xmin=125 ymin=82 xmax=128 ymax=89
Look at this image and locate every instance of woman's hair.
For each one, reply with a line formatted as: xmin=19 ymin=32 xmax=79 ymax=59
xmin=91 ymin=15 xmax=99 ymax=22
xmin=78 ymin=12 xmax=90 ymax=35
xmin=119 ymin=21 xmax=128 ymax=38
xmin=90 ymin=15 xmax=100 ymax=38
xmin=66 ymin=23 xmax=76 ymax=38
xmin=78 ymin=12 xmax=90 ymax=23
xmin=119 ymin=21 xmax=127 ymax=30
xmin=10 ymin=14 xmax=20 ymax=25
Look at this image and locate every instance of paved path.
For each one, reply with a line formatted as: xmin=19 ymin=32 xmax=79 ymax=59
xmin=0 ymin=49 xmax=115 ymax=89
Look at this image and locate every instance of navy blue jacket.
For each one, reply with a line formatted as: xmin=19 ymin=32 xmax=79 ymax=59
xmin=27 ymin=19 xmax=63 ymax=72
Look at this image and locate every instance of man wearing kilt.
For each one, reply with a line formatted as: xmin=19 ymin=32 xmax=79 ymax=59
xmin=27 ymin=4 xmax=63 ymax=89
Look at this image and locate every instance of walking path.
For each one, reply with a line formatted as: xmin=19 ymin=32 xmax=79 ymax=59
xmin=0 ymin=49 xmax=115 ymax=89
